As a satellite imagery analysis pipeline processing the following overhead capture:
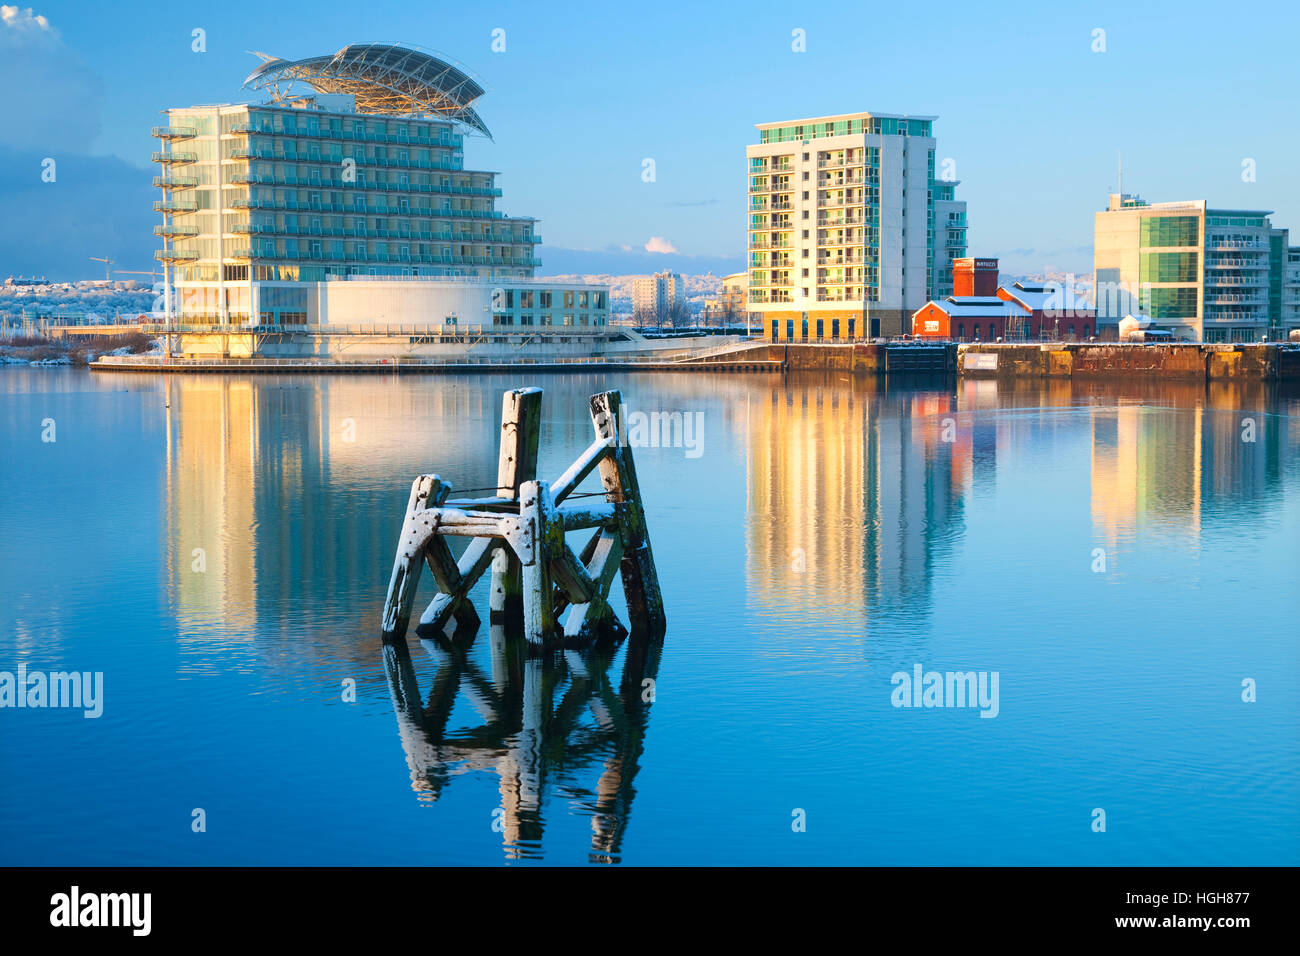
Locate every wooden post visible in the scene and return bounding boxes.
[492,387,541,624]
[589,391,667,640]
[381,474,439,640]
[421,478,481,638]
[518,478,557,645]
[383,386,663,649]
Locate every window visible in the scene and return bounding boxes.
[1140,251,1198,283]
[1140,215,1199,248]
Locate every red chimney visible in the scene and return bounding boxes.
[953,257,999,297]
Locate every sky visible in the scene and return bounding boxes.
[1,0,1297,281]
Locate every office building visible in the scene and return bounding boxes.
[1094,193,1291,342]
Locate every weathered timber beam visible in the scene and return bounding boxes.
[381,474,443,639]
[589,391,667,640]
[560,527,626,641]
[419,536,499,633]
[493,388,541,624]
[518,479,558,645]
[421,478,480,636]
[557,501,618,530]
[550,434,612,504]
[497,387,542,499]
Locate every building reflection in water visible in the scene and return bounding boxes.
[384,629,661,863]
[745,374,1292,639]
[155,371,1296,859]
[745,375,968,635]
[1088,381,1284,546]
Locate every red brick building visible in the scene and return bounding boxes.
[912,258,1096,340]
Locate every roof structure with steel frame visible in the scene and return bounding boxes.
[242,42,493,138]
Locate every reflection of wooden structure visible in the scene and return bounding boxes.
[381,387,666,646]
[383,628,662,862]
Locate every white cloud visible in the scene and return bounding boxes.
[0,7,100,151]
[644,236,678,254]
[0,6,57,39]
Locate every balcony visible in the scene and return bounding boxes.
[152,126,198,140]
[228,122,461,147]
[1205,275,1263,287]
[1205,238,1265,251]
[1204,293,1265,305]
[1205,257,1269,270]
[154,225,198,238]
[153,151,197,165]
[154,200,198,213]
[153,175,198,189]
[154,249,198,262]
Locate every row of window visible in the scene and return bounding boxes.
[759,117,932,144]
[490,313,606,326]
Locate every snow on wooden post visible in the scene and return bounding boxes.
[491,387,540,625]
[379,387,665,649]
[589,390,667,641]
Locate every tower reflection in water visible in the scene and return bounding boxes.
[383,626,661,863]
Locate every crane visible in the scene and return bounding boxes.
[89,256,113,281]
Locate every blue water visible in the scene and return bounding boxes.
[1,367,1297,865]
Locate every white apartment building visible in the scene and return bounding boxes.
[747,111,967,340]
[631,271,686,324]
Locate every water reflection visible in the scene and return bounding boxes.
[745,373,1296,635]
[134,369,1299,863]
[384,628,660,863]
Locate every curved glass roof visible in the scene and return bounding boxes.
[243,43,491,137]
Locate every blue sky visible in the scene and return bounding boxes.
[1,0,1297,279]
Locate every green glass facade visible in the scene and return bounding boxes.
[1141,286,1199,319]
[1140,216,1199,248]
[1140,251,1198,283]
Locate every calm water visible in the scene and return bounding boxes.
[1,367,1297,865]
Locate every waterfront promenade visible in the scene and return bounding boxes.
[90,340,1300,381]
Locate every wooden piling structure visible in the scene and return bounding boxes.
[380,387,665,647]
